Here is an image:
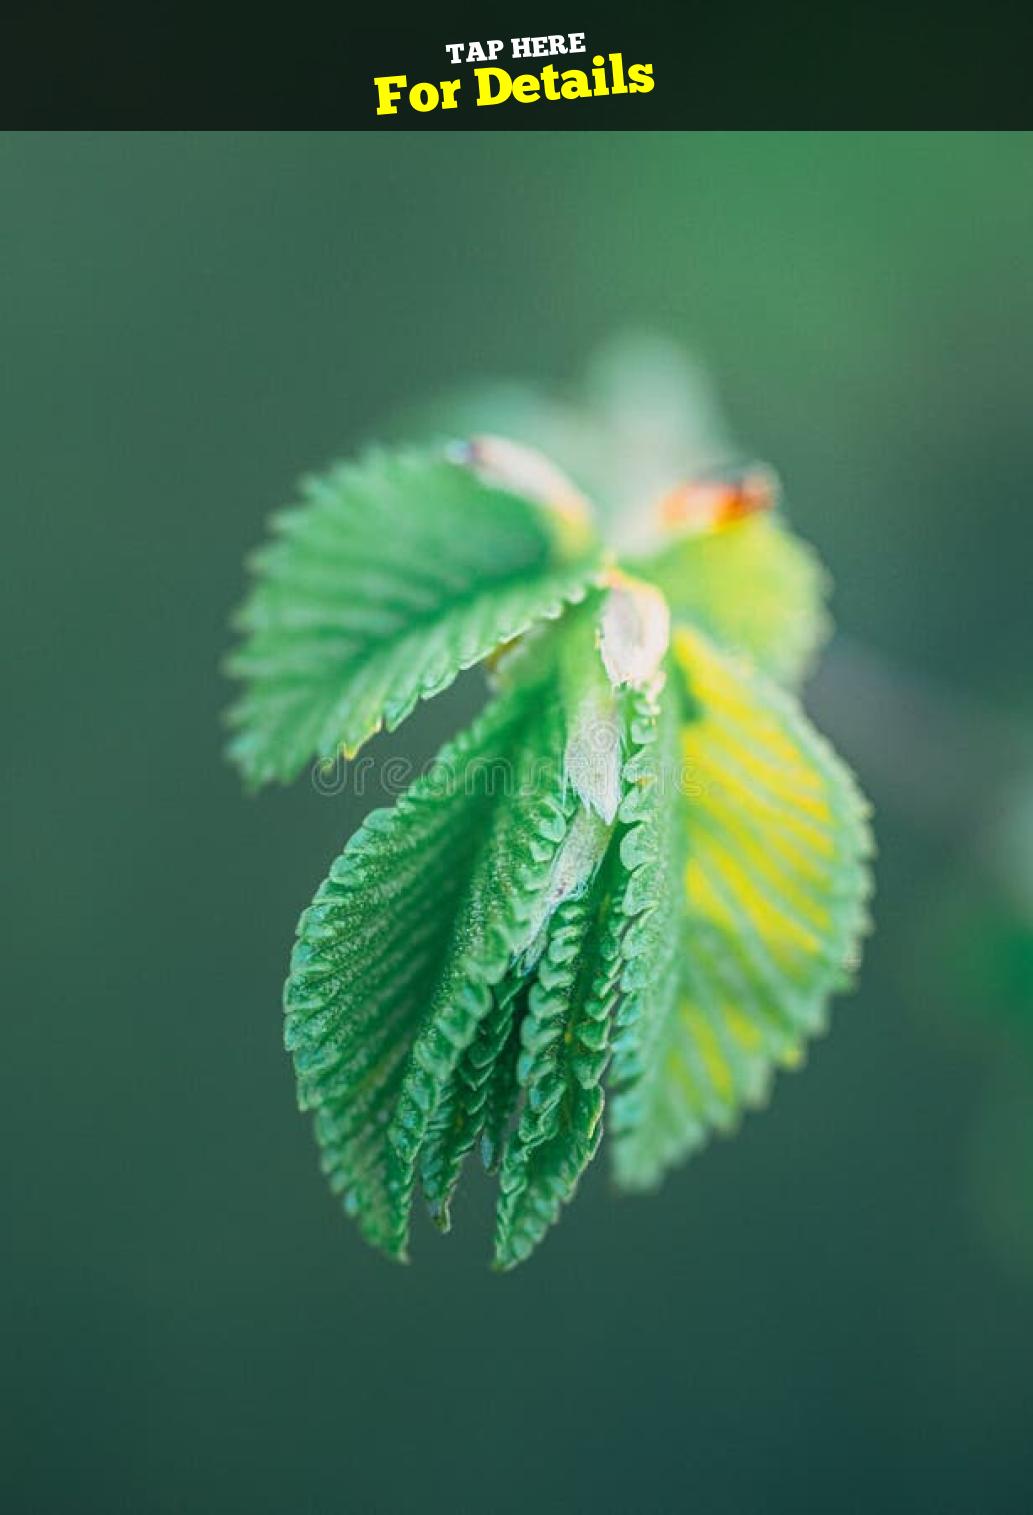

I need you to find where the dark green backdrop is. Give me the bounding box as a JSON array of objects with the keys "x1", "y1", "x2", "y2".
[{"x1": 4, "y1": 132, "x2": 1032, "y2": 1513}]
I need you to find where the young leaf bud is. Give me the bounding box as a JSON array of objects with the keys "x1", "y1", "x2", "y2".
[{"x1": 599, "y1": 570, "x2": 670, "y2": 690}]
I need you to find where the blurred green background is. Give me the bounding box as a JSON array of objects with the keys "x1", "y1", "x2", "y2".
[{"x1": 4, "y1": 131, "x2": 1032, "y2": 1513}]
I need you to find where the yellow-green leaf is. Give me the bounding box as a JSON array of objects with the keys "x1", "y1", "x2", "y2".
[
  {"x1": 610, "y1": 627, "x2": 872, "y2": 1191},
  {"x1": 633, "y1": 514, "x2": 830, "y2": 688}
]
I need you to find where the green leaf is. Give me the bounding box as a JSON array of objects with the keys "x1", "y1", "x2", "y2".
[
  {"x1": 610, "y1": 627, "x2": 872, "y2": 1192},
  {"x1": 285, "y1": 596, "x2": 635, "y2": 1261},
  {"x1": 282, "y1": 674, "x2": 542, "y2": 1253},
  {"x1": 633, "y1": 514, "x2": 830, "y2": 688},
  {"x1": 608, "y1": 677, "x2": 689, "y2": 1184},
  {"x1": 488, "y1": 653, "x2": 674, "y2": 1269},
  {"x1": 479, "y1": 986, "x2": 527, "y2": 1174},
  {"x1": 382, "y1": 697, "x2": 583, "y2": 1260},
  {"x1": 493, "y1": 838, "x2": 626, "y2": 1271},
  {"x1": 226, "y1": 449, "x2": 599, "y2": 786},
  {"x1": 419, "y1": 968, "x2": 525, "y2": 1231}
]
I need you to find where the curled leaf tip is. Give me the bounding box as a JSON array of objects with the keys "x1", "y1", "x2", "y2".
[
  {"x1": 599, "y1": 570, "x2": 671, "y2": 691},
  {"x1": 657, "y1": 463, "x2": 780, "y2": 536}
]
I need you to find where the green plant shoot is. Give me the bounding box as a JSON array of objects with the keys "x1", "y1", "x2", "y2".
[{"x1": 226, "y1": 344, "x2": 873, "y2": 1269}]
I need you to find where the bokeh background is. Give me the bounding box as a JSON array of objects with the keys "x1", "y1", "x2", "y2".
[{"x1": 4, "y1": 131, "x2": 1033, "y2": 1513}]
